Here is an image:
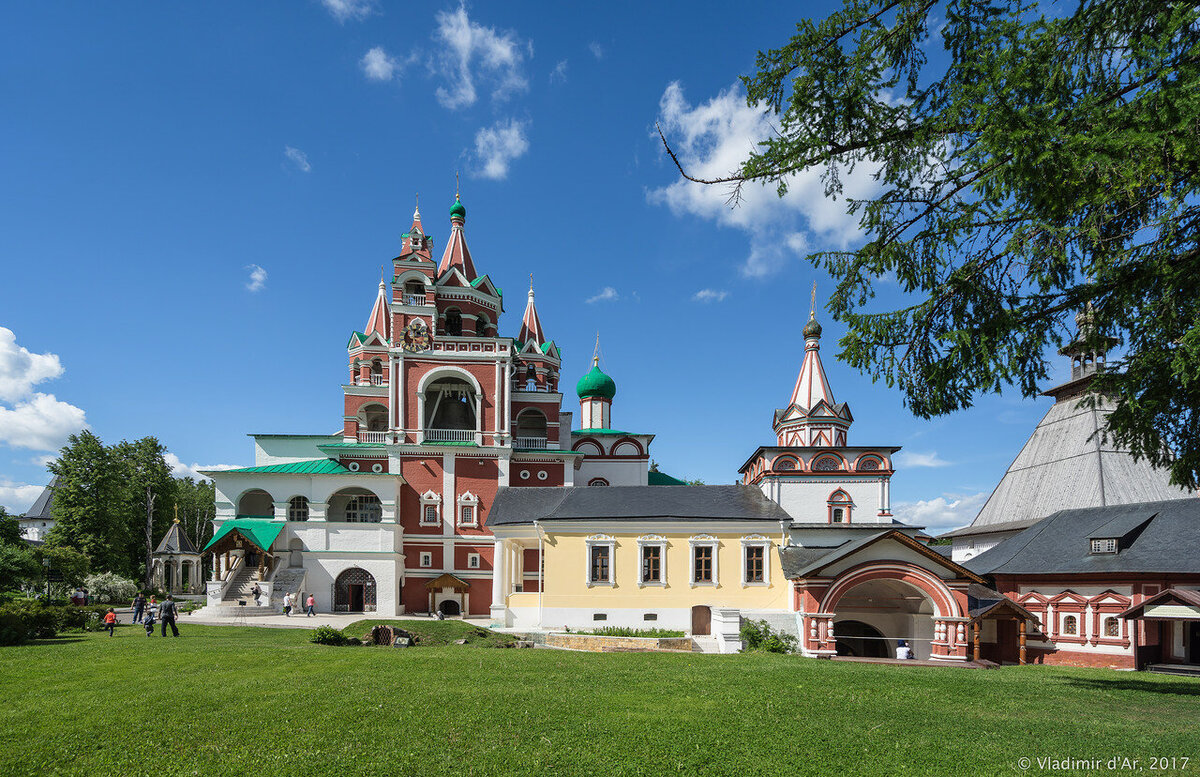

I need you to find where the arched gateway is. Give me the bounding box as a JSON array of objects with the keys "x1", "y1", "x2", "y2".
[{"x1": 334, "y1": 568, "x2": 377, "y2": 613}]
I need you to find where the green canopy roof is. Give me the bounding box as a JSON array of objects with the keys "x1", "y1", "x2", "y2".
[
  {"x1": 648, "y1": 471, "x2": 688, "y2": 486},
  {"x1": 216, "y1": 458, "x2": 355, "y2": 475},
  {"x1": 203, "y1": 519, "x2": 284, "y2": 553}
]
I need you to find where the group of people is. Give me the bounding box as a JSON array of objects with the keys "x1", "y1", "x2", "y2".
[
  {"x1": 130, "y1": 592, "x2": 180, "y2": 637},
  {"x1": 281, "y1": 592, "x2": 317, "y2": 616}
]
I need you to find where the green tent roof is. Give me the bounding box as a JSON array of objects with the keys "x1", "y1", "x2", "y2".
[
  {"x1": 218, "y1": 458, "x2": 354, "y2": 475},
  {"x1": 648, "y1": 471, "x2": 688, "y2": 486},
  {"x1": 203, "y1": 519, "x2": 284, "y2": 552}
]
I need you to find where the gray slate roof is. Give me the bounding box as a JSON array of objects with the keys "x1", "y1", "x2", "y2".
[
  {"x1": 487, "y1": 485, "x2": 791, "y2": 527},
  {"x1": 964, "y1": 396, "x2": 1192, "y2": 531},
  {"x1": 154, "y1": 522, "x2": 199, "y2": 555},
  {"x1": 21, "y1": 477, "x2": 57, "y2": 521},
  {"x1": 966, "y1": 498, "x2": 1200, "y2": 576},
  {"x1": 778, "y1": 544, "x2": 850, "y2": 578}
]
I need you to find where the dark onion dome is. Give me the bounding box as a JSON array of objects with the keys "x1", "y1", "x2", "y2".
[
  {"x1": 450, "y1": 194, "x2": 466, "y2": 221},
  {"x1": 803, "y1": 315, "x2": 823, "y2": 338},
  {"x1": 576, "y1": 361, "x2": 617, "y2": 400}
]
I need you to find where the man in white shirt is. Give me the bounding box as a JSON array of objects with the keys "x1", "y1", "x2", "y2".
[{"x1": 896, "y1": 640, "x2": 914, "y2": 660}]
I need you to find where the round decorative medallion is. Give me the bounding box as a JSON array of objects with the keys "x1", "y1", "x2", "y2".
[
  {"x1": 372, "y1": 463, "x2": 384, "y2": 473},
  {"x1": 402, "y1": 319, "x2": 430, "y2": 352},
  {"x1": 347, "y1": 462, "x2": 360, "y2": 472}
]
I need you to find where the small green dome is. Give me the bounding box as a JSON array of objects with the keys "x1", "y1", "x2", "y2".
[
  {"x1": 449, "y1": 195, "x2": 466, "y2": 221},
  {"x1": 576, "y1": 363, "x2": 617, "y2": 400},
  {"x1": 803, "y1": 316, "x2": 822, "y2": 338}
]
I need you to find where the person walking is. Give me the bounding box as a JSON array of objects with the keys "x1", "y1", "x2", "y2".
[
  {"x1": 251, "y1": 583, "x2": 261, "y2": 606},
  {"x1": 103, "y1": 608, "x2": 118, "y2": 636},
  {"x1": 282, "y1": 592, "x2": 292, "y2": 617},
  {"x1": 143, "y1": 599, "x2": 157, "y2": 637},
  {"x1": 305, "y1": 594, "x2": 315, "y2": 617},
  {"x1": 159, "y1": 595, "x2": 179, "y2": 638},
  {"x1": 132, "y1": 592, "x2": 146, "y2": 624}
]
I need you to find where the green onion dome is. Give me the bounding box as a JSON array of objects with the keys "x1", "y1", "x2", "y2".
[
  {"x1": 803, "y1": 316, "x2": 822, "y2": 338},
  {"x1": 449, "y1": 195, "x2": 466, "y2": 221},
  {"x1": 576, "y1": 361, "x2": 617, "y2": 400}
]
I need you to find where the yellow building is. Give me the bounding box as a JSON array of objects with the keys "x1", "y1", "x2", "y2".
[{"x1": 489, "y1": 485, "x2": 792, "y2": 637}]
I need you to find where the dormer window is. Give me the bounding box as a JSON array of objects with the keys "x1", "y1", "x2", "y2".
[{"x1": 1090, "y1": 538, "x2": 1117, "y2": 554}]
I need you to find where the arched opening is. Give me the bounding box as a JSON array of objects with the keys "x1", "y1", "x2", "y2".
[
  {"x1": 360, "y1": 403, "x2": 388, "y2": 432},
  {"x1": 524, "y1": 362, "x2": 537, "y2": 390},
  {"x1": 370, "y1": 359, "x2": 383, "y2": 384},
  {"x1": 424, "y1": 377, "x2": 477, "y2": 439},
  {"x1": 476, "y1": 313, "x2": 490, "y2": 337},
  {"x1": 515, "y1": 409, "x2": 548, "y2": 448},
  {"x1": 828, "y1": 489, "x2": 853, "y2": 523},
  {"x1": 439, "y1": 599, "x2": 461, "y2": 616},
  {"x1": 328, "y1": 487, "x2": 383, "y2": 523},
  {"x1": 834, "y1": 620, "x2": 889, "y2": 658},
  {"x1": 237, "y1": 489, "x2": 273, "y2": 518},
  {"x1": 829, "y1": 577, "x2": 937, "y2": 660},
  {"x1": 445, "y1": 309, "x2": 462, "y2": 336},
  {"x1": 288, "y1": 496, "x2": 309, "y2": 522},
  {"x1": 404, "y1": 281, "x2": 425, "y2": 304},
  {"x1": 588, "y1": 478, "x2": 610, "y2": 487},
  {"x1": 334, "y1": 567, "x2": 376, "y2": 612}
]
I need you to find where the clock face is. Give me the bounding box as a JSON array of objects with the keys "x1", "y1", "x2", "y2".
[{"x1": 403, "y1": 320, "x2": 430, "y2": 352}]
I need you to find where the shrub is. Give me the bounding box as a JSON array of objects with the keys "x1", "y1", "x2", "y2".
[
  {"x1": 83, "y1": 573, "x2": 140, "y2": 604},
  {"x1": 310, "y1": 625, "x2": 359, "y2": 646},
  {"x1": 579, "y1": 626, "x2": 686, "y2": 638},
  {"x1": 740, "y1": 619, "x2": 797, "y2": 654}
]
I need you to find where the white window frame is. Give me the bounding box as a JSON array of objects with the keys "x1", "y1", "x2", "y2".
[
  {"x1": 585, "y1": 534, "x2": 615, "y2": 587},
  {"x1": 420, "y1": 490, "x2": 441, "y2": 526},
  {"x1": 740, "y1": 535, "x2": 770, "y2": 586},
  {"x1": 467, "y1": 553, "x2": 481, "y2": 569},
  {"x1": 689, "y1": 535, "x2": 718, "y2": 587},
  {"x1": 1090, "y1": 537, "x2": 1117, "y2": 554},
  {"x1": 419, "y1": 552, "x2": 433, "y2": 568},
  {"x1": 637, "y1": 535, "x2": 667, "y2": 587},
  {"x1": 457, "y1": 491, "x2": 480, "y2": 527}
]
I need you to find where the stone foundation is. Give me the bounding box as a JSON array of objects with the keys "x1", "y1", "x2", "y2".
[
  {"x1": 546, "y1": 633, "x2": 694, "y2": 653},
  {"x1": 1028, "y1": 648, "x2": 1134, "y2": 670}
]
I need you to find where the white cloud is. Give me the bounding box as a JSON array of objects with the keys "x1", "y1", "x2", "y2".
[
  {"x1": 588, "y1": 41, "x2": 604, "y2": 59},
  {"x1": 473, "y1": 119, "x2": 530, "y2": 180},
  {"x1": 284, "y1": 146, "x2": 311, "y2": 172},
  {"x1": 30, "y1": 454, "x2": 55, "y2": 467},
  {"x1": 650, "y1": 81, "x2": 882, "y2": 277},
  {"x1": 322, "y1": 0, "x2": 374, "y2": 22},
  {"x1": 895, "y1": 450, "x2": 951, "y2": 468},
  {"x1": 0, "y1": 478, "x2": 45, "y2": 514},
  {"x1": 165, "y1": 452, "x2": 238, "y2": 482},
  {"x1": 587, "y1": 287, "x2": 619, "y2": 304},
  {"x1": 0, "y1": 328, "x2": 63, "y2": 403},
  {"x1": 245, "y1": 264, "x2": 267, "y2": 292},
  {"x1": 433, "y1": 4, "x2": 528, "y2": 109},
  {"x1": 550, "y1": 59, "x2": 568, "y2": 84},
  {"x1": 892, "y1": 491, "x2": 988, "y2": 533},
  {"x1": 693, "y1": 289, "x2": 728, "y2": 303},
  {"x1": 361, "y1": 46, "x2": 400, "y2": 81},
  {"x1": 0, "y1": 392, "x2": 87, "y2": 451}
]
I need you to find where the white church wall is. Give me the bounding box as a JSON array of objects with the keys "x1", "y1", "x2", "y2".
[
  {"x1": 302, "y1": 555, "x2": 403, "y2": 615},
  {"x1": 576, "y1": 459, "x2": 648, "y2": 486},
  {"x1": 766, "y1": 478, "x2": 885, "y2": 524},
  {"x1": 253, "y1": 436, "x2": 337, "y2": 465}
]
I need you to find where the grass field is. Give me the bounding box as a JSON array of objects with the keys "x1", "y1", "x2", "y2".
[{"x1": 0, "y1": 622, "x2": 1196, "y2": 776}]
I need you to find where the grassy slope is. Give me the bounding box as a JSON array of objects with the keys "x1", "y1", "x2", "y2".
[{"x1": 0, "y1": 625, "x2": 1196, "y2": 776}]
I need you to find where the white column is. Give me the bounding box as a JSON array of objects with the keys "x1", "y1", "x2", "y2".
[
  {"x1": 273, "y1": 501, "x2": 289, "y2": 522},
  {"x1": 883, "y1": 478, "x2": 891, "y2": 514},
  {"x1": 492, "y1": 539, "x2": 507, "y2": 606},
  {"x1": 493, "y1": 360, "x2": 501, "y2": 440},
  {"x1": 308, "y1": 502, "x2": 328, "y2": 522},
  {"x1": 503, "y1": 361, "x2": 511, "y2": 434}
]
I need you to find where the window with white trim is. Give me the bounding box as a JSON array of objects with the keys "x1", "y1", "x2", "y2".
[
  {"x1": 1103, "y1": 616, "x2": 1120, "y2": 637},
  {"x1": 468, "y1": 553, "x2": 480, "y2": 569},
  {"x1": 586, "y1": 536, "x2": 615, "y2": 586},
  {"x1": 641, "y1": 545, "x2": 662, "y2": 584},
  {"x1": 741, "y1": 535, "x2": 770, "y2": 585},
  {"x1": 288, "y1": 496, "x2": 309, "y2": 522},
  {"x1": 690, "y1": 536, "x2": 718, "y2": 586},
  {"x1": 419, "y1": 552, "x2": 432, "y2": 568},
  {"x1": 420, "y1": 490, "x2": 441, "y2": 526},
  {"x1": 1090, "y1": 538, "x2": 1117, "y2": 554},
  {"x1": 457, "y1": 491, "x2": 480, "y2": 527},
  {"x1": 1062, "y1": 614, "x2": 1078, "y2": 635},
  {"x1": 344, "y1": 495, "x2": 382, "y2": 523}
]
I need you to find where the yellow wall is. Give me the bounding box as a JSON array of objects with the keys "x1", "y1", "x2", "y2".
[{"x1": 531, "y1": 531, "x2": 789, "y2": 611}]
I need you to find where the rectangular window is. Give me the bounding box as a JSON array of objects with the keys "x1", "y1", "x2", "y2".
[
  {"x1": 593, "y1": 613, "x2": 607, "y2": 621},
  {"x1": 589, "y1": 545, "x2": 611, "y2": 584},
  {"x1": 745, "y1": 546, "x2": 765, "y2": 583},
  {"x1": 693, "y1": 545, "x2": 714, "y2": 584},
  {"x1": 643, "y1": 613, "x2": 658, "y2": 622},
  {"x1": 1090, "y1": 538, "x2": 1117, "y2": 554},
  {"x1": 641, "y1": 545, "x2": 662, "y2": 584},
  {"x1": 422, "y1": 505, "x2": 438, "y2": 525},
  {"x1": 419, "y1": 552, "x2": 432, "y2": 568},
  {"x1": 468, "y1": 553, "x2": 480, "y2": 569},
  {"x1": 460, "y1": 505, "x2": 475, "y2": 525},
  {"x1": 831, "y1": 507, "x2": 845, "y2": 523}
]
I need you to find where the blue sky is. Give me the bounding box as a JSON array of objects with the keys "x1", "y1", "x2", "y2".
[{"x1": 0, "y1": 1, "x2": 1070, "y2": 530}]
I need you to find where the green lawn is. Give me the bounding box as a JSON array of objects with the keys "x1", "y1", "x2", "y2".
[{"x1": 0, "y1": 623, "x2": 1196, "y2": 776}]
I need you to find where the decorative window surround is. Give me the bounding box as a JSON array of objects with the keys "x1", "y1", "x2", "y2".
[
  {"x1": 468, "y1": 553, "x2": 481, "y2": 569},
  {"x1": 689, "y1": 535, "x2": 718, "y2": 587},
  {"x1": 637, "y1": 535, "x2": 667, "y2": 587},
  {"x1": 741, "y1": 535, "x2": 770, "y2": 586},
  {"x1": 420, "y1": 490, "x2": 441, "y2": 526},
  {"x1": 586, "y1": 534, "x2": 615, "y2": 587},
  {"x1": 419, "y1": 552, "x2": 433, "y2": 568},
  {"x1": 458, "y1": 491, "x2": 480, "y2": 527}
]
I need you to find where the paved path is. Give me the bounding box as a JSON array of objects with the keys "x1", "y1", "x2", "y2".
[{"x1": 182, "y1": 611, "x2": 497, "y2": 631}]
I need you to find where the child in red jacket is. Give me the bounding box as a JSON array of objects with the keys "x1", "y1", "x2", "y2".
[{"x1": 103, "y1": 608, "x2": 117, "y2": 637}]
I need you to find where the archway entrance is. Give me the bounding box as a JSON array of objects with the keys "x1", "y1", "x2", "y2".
[
  {"x1": 334, "y1": 568, "x2": 377, "y2": 613},
  {"x1": 835, "y1": 620, "x2": 889, "y2": 658},
  {"x1": 827, "y1": 578, "x2": 936, "y2": 660},
  {"x1": 439, "y1": 599, "x2": 461, "y2": 616}
]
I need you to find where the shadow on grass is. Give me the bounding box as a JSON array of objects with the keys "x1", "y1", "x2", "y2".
[
  {"x1": 1062, "y1": 677, "x2": 1200, "y2": 696},
  {"x1": 30, "y1": 637, "x2": 86, "y2": 645}
]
